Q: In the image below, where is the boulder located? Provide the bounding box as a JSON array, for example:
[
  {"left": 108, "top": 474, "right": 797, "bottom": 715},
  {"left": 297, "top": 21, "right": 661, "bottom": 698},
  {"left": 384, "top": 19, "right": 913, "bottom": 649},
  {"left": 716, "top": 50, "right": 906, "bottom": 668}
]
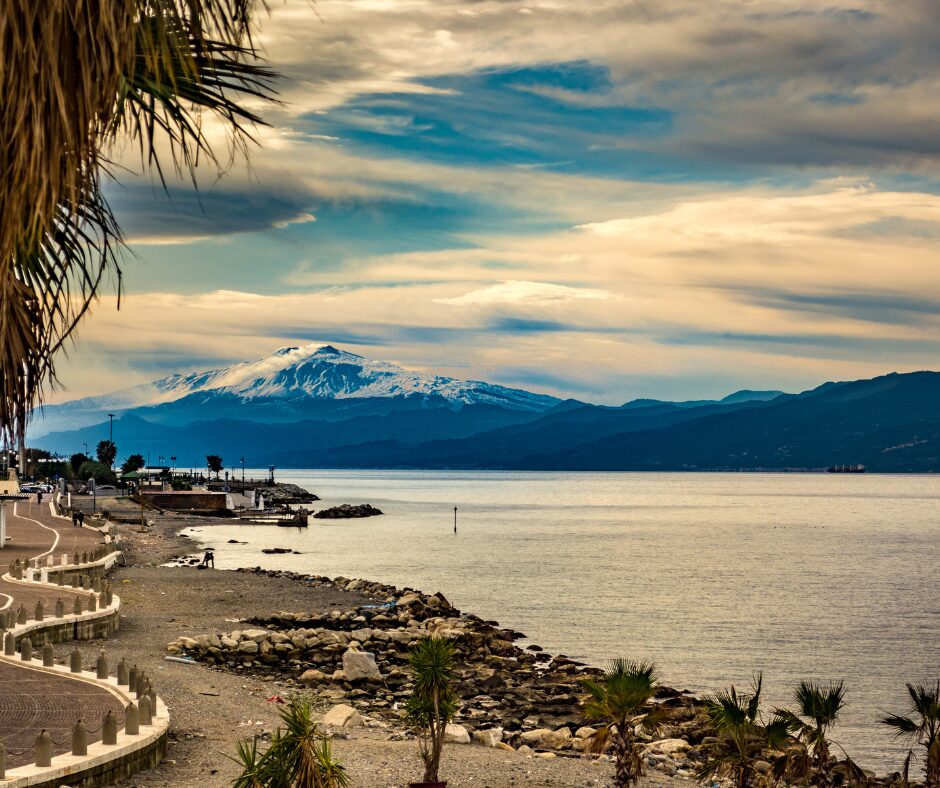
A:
[
  {"left": 654, "top": 738, "right": 691, "bottom": 755},
  {"left": 298, "top": 669, "right": 328, "bottom": 687},
  {"left": 323, "top": 704, "right": 362, "bottom": 728},
  {"left": 473, "top": 728, "right": 504, "bottom": 748},
  {"left": 342, "top": 649, "right": 381, "bottom": 681},
  {"left": 444, "top": 724, "right": 471, "bottom": 745}
]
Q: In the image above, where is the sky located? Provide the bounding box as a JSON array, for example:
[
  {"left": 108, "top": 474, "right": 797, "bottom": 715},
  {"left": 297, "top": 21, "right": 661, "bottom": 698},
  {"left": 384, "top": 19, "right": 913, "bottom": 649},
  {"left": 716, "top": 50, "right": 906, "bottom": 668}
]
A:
[{"left": 53, "top": 0, "right": 940, "bottom": 405}]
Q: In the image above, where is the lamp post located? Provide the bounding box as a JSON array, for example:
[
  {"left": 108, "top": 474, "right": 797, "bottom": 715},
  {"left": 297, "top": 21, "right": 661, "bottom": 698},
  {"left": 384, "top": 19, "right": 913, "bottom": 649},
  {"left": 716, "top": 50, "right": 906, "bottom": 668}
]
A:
[
  {"left": 241, "top": 457, "right": 245, "bottom": 488},
  {"left": 107, "top": 413, "right": 115, "bottom": 444}
]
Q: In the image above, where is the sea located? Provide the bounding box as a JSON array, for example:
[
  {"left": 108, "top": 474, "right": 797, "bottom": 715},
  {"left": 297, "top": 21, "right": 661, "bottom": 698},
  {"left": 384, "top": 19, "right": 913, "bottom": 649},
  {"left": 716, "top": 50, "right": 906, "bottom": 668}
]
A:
[{"left": 182, "top": 470, "right": 940, "bottom": 774}]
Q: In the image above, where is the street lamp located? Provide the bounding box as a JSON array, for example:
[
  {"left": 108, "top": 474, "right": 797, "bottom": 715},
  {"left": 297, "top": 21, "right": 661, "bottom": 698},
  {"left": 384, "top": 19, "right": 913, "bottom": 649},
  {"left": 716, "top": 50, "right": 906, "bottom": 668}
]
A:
[
  {"left": 107, "top": 413, "right": 115, "bottom": 444},
  {"left": 241, "top": 457, "right": 245, "bottom": 488}
]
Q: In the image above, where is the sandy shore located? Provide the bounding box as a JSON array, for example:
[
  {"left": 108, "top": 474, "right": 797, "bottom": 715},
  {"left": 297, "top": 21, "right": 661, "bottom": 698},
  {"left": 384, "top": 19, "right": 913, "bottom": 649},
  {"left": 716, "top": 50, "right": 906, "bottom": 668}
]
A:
[{"left": 65, "top": 499, "right": 676, "bottom": 788}]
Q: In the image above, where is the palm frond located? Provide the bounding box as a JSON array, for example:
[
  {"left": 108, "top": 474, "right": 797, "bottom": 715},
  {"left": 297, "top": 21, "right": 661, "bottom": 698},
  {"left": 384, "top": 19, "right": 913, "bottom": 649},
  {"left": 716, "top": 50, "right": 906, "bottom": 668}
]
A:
[{"left": 0, "top": 0, "right": 277, "bottom": 443}]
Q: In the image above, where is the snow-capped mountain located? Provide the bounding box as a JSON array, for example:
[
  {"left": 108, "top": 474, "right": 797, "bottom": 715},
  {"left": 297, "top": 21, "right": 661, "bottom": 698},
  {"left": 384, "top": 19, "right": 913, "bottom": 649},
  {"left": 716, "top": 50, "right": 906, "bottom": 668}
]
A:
[
  {"left": 145, "top": 344, "right": 556, "bottom": 408},
  {"left": 30, "top": 344, "right": 558, "bottom": 438}
]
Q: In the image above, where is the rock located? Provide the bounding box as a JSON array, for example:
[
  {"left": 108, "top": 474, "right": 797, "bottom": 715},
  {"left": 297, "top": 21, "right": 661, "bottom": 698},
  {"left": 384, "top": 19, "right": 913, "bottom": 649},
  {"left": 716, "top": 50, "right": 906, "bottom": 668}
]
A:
[
  {"left": 576, "top": 727, "right": 597, "bottom": 739},
  {"left": 298, "top": 669, "right": 328, "bottom": 686},
  {"left": 541, "top": 727, "right": 573, "bottom": 749},
  {"left": 342, "top": 649, "right": 381, "bottom": 681},
  {"left": 516, "top": 745, "right": 534, "bottom": 756},
  {"left": 323, "top": 704, "right": 362, "bottom": 728},
  {"left": 495, "top": 742, "right": 515, "bottom": 752},
  {"left": 313, "top": 504, "right": 383, "bottom": 519},
  {"left": 520, "top": 727, "right": 571, "bottom": 750},
  {"left": 520, "top": 729, "right": 553, "bottom": 747},
  {"left": 472, "top": 728, "right": 504, "bottom": 748},
  {"left": 261, "top": 548, "right": 292, "bottom": 554},
  {"left": 654, "top": 738, "right": 692, "bottom": 755},
  {"left": 444, "top": 724, "right": 471, "bottom": 744},
  {"left": 754, "top": 760, "right": 772, "bottom": 775},
  {"left": 237, "top": 641, "right": 259, "bottom": 654}
]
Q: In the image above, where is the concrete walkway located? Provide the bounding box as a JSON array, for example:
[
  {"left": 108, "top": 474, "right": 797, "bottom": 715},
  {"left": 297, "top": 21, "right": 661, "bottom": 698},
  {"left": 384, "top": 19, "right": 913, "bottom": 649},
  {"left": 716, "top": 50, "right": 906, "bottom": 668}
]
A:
[{"left": 0, "top": 501, "right": 125, "bottom": 768}]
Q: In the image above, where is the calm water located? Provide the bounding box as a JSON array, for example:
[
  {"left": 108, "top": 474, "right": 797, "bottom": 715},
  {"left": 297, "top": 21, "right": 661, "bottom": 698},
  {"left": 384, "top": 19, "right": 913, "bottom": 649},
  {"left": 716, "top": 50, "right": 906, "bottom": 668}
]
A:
[{"left": 183, "top": 471, "right": 939, "bottom": 773}]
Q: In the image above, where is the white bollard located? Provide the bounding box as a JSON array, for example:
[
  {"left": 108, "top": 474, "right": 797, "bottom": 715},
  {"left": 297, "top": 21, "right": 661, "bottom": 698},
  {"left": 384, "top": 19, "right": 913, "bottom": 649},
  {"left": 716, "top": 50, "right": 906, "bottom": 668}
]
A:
[
  {"left": 25, "top": 568, "right": 34, "bottom": 582},
  {"left": 61, "top": 554, "right": 68, "bottom": 566},
  {"left": 40, "top": 569, "right": 48, "bottom": 584},
  {"left": 46, "top": 555, "right": 53, "bottom": 567}
]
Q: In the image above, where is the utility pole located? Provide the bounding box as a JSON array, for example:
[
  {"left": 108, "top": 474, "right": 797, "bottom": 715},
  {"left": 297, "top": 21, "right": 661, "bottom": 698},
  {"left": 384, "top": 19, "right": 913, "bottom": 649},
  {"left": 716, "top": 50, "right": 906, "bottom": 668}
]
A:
[
  {"left": 454, "top": 506, "right": 457, "bottom": 534},
  {"left": 107, "top": 413, "right": 115, "bottom": 444},
  {"left": 241, "top": 457, "right": 245, "bottom": 488}
]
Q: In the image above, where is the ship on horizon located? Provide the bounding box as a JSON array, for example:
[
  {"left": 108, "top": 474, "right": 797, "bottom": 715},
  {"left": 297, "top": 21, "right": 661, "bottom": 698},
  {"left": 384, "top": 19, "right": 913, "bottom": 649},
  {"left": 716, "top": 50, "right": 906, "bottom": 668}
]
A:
[{"left": 827, "top": 464, "right": 867, "bottom": 473}]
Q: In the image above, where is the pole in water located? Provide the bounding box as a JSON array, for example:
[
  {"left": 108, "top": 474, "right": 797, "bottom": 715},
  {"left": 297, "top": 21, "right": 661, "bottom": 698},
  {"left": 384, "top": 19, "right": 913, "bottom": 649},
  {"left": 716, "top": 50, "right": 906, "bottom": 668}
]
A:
[{"left": 453, "top": 506, "right": 457, "bottom": 534}]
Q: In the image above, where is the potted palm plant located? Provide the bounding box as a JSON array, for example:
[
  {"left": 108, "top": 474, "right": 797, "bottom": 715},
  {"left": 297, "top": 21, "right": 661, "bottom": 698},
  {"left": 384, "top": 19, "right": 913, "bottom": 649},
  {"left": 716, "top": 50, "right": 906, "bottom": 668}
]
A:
[{"left": 406, "top": 637, "right": 458, "bottom": 788}]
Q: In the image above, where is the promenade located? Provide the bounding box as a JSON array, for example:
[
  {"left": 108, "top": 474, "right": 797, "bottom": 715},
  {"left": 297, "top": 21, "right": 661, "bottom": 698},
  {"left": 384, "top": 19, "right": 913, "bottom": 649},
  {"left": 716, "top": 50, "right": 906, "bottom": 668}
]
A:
[{"left": 0, "top": 494, "right": 168, "bottom": 783}]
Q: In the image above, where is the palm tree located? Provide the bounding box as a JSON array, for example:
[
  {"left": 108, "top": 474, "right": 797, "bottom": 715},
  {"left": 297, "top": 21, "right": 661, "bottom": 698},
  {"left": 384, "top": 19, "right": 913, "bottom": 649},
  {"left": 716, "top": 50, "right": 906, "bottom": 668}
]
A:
[
  {"left": 774, "top": 680, "right": 863, "bottom": 788},
  {"left": 230, "top": 698, "right": 348, "bottom": 788},
  {"left": 881, "top": 682, "right": 940, "bottom": 788},
  {"left": 0, "top": 1, "right": 276, "bottom": 447},
  {"left": 581, "top": 659, "right": 669, "bottom": 787},
  {"left": 696, "top": 673, "right": 790, "bottom": 788},
  {"left": 406, "top": 637, "right": 458, "bottom": 785}
]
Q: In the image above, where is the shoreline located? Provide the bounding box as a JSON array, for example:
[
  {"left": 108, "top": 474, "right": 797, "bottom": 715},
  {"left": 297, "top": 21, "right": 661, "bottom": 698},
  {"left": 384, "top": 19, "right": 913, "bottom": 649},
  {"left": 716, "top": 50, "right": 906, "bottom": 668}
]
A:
[
  {"left": 91, "top": 496, "right": 672, "bottom": 787},
  {"left": 89, "top": 492, "right": 914, "bottom": 786}
]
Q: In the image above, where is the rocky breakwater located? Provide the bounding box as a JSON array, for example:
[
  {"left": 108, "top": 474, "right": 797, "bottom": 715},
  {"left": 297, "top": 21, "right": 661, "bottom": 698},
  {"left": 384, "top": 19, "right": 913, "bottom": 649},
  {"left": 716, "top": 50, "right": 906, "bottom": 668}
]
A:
[
  {"left": 313, "top": 504, "right": 383, "bottom": 519},
  {"left": 167, "top": 570, "right": 714, "bottom": 773},
  {"left": 259, "top": 483, "right": 319, "bottom": 506}
]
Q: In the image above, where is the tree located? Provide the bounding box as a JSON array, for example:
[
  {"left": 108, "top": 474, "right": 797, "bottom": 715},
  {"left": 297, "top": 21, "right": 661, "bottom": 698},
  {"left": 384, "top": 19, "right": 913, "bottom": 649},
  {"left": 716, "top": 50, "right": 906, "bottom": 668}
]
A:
[
  {"left": 882, "top": 682, "right": 940, "bottom": 788},
  {"left": 206, "top": 455, "right": 224, "bottom": 479},
  {"left": 696, "top": 673, "right": 790, "bottom": 788},
  {"left": 78, "top": 461, "right": 116, "bottom": 485},
  {"left": 406, "top": 637, "right": 458, "bottom": 785},
  {"left": 581, "top": 659, "right": 669, "bottom": 787},
  {"left": 231, "top": 697, "right": 347, "bottom": 788},
  {"left": 0, "top": 2, "right": 277, "bottom": 447},
  {"left": 774, "top": 680, "right": 864, "bottom": 787},
  {"left": 69, "top": 452, "right": 90, "bottom": 473},
  {"left": 96, "top": 440, "right": 117, "bottom": 467},
  {"left": 121, "top": 453, "right": 146, "bottom": 475}
]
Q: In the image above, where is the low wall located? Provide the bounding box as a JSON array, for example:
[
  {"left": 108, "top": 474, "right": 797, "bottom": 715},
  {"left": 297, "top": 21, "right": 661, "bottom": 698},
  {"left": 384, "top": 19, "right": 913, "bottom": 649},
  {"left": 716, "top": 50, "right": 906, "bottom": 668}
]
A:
[
  {"left": 141, "top": 492, "right": 228, "bottom": 512},
  {"left": 12, "top": 604, "right": 120, "bottom": 644}
]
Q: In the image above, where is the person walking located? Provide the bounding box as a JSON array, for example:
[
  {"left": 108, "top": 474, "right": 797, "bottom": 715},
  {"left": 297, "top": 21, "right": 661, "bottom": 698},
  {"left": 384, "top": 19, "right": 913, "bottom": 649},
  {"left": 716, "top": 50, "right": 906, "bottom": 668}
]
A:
[
  {"left": 200, "top": 549, "right": 215, "bottom": 569},
  {"left": 77, "top": 511, "right": 85, "bottom": 527}
]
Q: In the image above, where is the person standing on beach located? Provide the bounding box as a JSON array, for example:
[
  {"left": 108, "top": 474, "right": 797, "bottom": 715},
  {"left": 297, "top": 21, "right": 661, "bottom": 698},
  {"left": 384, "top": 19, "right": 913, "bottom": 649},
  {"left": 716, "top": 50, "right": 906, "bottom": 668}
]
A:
[
  {"left": 78, "top": 511, "right": 85, "bottom": 527},
  {"left": 201, "top": 549, "right": 215, "bottom": 569}
]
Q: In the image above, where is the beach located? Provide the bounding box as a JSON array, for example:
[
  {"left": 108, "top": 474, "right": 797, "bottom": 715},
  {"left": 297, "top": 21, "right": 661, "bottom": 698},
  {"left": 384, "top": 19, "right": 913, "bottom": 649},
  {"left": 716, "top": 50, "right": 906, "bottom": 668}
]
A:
[{"left": 77, "top": 500, "right": 674, "bottom": 787}]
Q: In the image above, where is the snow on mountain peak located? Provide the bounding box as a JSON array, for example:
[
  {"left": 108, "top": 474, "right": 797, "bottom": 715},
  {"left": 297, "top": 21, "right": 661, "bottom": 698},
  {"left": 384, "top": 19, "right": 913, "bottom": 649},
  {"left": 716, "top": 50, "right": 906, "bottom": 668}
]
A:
[{"left": 140, "top": 343, "right": 557, "bottom": 411}]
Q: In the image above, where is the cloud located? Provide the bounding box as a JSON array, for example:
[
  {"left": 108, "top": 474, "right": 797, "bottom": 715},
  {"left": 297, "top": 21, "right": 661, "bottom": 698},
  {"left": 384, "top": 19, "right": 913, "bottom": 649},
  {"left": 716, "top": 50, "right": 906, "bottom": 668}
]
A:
[
  {"left": 49, "top": 1, "right": 940, "bottom": 405},
  {"left": 436, "top": 281, "right": 610, "bottom": 306}
]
